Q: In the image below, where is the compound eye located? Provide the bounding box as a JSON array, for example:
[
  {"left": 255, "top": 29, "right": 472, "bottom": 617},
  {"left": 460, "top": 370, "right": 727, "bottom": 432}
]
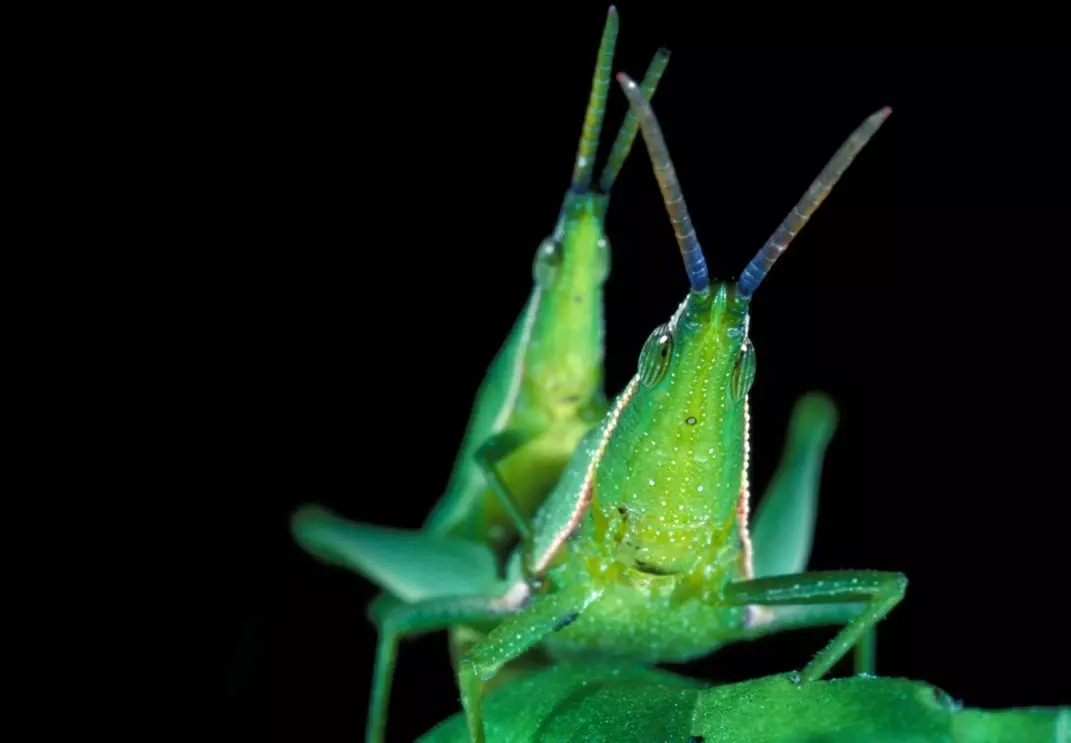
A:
[
  {"left": 638, "top": 323, "right": 674, "bottom": 387},
  {"left": 594, "top": 236, "right": 610, "bottom": 282},
  {"left": 532, "top": 238, "right": 562, "bottom": 285},
  {"left": 730, "top": 340, "right": 756, "bottom": 402}
]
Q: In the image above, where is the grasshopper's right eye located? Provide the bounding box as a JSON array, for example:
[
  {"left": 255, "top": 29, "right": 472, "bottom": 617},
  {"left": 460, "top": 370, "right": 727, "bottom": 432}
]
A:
[
  {"left": 638, "top": 323, "right": 673, "bottom": 387},
  {"left": 730, "top": 340, "right": 757, "bottom": 402},
  {"left": 594, "top": 236, "right": 610, "bottom": 282},
  {"left": 533, "top": 238, "right": 562, "bottom": 285}
]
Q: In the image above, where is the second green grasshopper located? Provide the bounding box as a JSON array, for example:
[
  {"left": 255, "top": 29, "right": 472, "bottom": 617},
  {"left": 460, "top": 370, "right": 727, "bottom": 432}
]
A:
[{"left": 290, "top": 8, "right": 671, "bottom": 741}]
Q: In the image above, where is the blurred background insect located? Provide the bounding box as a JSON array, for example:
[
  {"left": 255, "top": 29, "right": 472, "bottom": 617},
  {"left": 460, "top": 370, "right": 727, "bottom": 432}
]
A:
[{"left": 287, "top": 8, "right": 673, "bottom": 741}]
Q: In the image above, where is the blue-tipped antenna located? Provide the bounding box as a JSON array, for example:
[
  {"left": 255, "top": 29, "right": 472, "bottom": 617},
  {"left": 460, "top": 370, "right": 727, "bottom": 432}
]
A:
[
  {"left": 616, "top": 72, "right": 709, "bottom": 293},
  {"left": 737, "top": 107, "right": 892, "bottom": 300}
]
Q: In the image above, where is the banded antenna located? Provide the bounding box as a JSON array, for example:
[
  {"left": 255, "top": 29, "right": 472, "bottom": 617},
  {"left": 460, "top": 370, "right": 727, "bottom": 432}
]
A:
[
  {"left": 737, "top": 107, "right": 891, "bottom": 299},
  {"left": 616, "top": 71, "right": 710, "bottom": 293},
  {"left": 571, "top": 6, "right": 619, "bottom": 191},
  {"left": 598, "top": 47, "right": 671, "bottom": 193}
]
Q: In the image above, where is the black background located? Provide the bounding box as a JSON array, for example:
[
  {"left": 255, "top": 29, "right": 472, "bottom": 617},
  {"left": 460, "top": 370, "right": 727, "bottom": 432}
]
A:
[{"left": 73, "top": 7, "right": 1069, "bottom": 741}]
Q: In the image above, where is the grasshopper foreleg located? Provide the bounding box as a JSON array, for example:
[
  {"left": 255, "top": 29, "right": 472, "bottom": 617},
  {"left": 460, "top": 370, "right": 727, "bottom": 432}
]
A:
[
  {"left": 458, "top": 585, "right": 599, "bottom": 743},
  {"left": 365, "top": 593, "right": 512, "bottom": 743},
  {"left": 724, "top": 569, "right": 907, "bottom": 682},
  {"left": 474, "top": 429, "right": 539, "bottom": 547}
]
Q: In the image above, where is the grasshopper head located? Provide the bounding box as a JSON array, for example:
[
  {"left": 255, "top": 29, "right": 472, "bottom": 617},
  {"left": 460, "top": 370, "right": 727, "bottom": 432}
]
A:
[
  {"left": 602, "top": 74, "right": 890, "bottom": 578},
  {"left": 522, "top": 10, "right": 671, "bottom": 422},
  {"left": 608, "top": 282, "right": 753, "bottom": 577},
  {"left": 526, "top": 191, "right": 610, "bottom": 420}
]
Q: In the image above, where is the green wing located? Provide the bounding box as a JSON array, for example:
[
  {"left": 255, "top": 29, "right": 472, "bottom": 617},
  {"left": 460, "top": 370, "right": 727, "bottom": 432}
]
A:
[
  {"left": 290, "top": 504, "right": 499, "bottom": 604},
  {"left": 421, "top": 295, "right": 536, "bottom": 540}
]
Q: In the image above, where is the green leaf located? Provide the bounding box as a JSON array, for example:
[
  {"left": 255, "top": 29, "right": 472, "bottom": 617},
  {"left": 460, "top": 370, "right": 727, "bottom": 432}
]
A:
[{"left": 417, "top": 664, "right": 1069, "bottom": 743}]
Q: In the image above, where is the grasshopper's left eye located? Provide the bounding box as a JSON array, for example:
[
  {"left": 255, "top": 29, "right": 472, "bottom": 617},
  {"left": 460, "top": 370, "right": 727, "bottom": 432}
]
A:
[
  {"left": 638, "top": 323, "right": 674, "bottom": 387},
  {"left": 533, "top": 238, "right": 562, "bottom": 285},
  {"left": 730, "top": 340, "right": 756, "bottom": 402}
]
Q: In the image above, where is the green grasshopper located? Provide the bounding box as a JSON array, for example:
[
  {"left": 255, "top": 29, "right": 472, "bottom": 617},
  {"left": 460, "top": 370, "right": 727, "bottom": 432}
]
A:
[
  {"left": 370, "top": 73, "right": 899, "bottom": 742},
  {"left": 289, "top": 8, "right": 672, "bottom": 741},
  {"left": 416, "top": 10, "right": 671, "bottom": 557}
]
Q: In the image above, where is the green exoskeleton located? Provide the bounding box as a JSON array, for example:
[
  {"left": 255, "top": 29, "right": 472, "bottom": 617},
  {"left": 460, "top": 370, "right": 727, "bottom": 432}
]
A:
[
  {"left": 376, "top": 75, "right": 899, "bottom": 743},
  {"left": 287, "top": 8, "right": 672, "bottom": 742}
]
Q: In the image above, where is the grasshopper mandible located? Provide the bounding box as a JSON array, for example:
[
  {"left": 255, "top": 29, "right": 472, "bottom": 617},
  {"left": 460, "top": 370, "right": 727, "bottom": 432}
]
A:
[
  {"left": 376, "top": 73, "right": 899, "bottom": 743},
  {"left": 288, "top": 8, "right": 672, "bottom": 742}
]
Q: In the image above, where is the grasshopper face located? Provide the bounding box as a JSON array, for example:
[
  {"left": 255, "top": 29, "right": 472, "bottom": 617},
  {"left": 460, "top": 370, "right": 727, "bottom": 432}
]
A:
[
  {"left": 601, "top": 283, "right": 755, "bottom": 577},
  {"left": 504, "top": 21, "right": 671, "bottom": 428},
  {"left": 601, "top": 71, "right": 889, "bottom": 580},
  {"left": 525, "top": 190, "right": 611, "bottom": 423}
]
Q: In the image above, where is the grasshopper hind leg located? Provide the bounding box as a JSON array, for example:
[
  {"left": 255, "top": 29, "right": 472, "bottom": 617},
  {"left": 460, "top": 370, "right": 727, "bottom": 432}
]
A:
[
  {"left": 750, "top": 392, "right": 838, "bottom": 581},
  {"left": 745, "top": 392, "right": 879, "bottom": 675}
]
